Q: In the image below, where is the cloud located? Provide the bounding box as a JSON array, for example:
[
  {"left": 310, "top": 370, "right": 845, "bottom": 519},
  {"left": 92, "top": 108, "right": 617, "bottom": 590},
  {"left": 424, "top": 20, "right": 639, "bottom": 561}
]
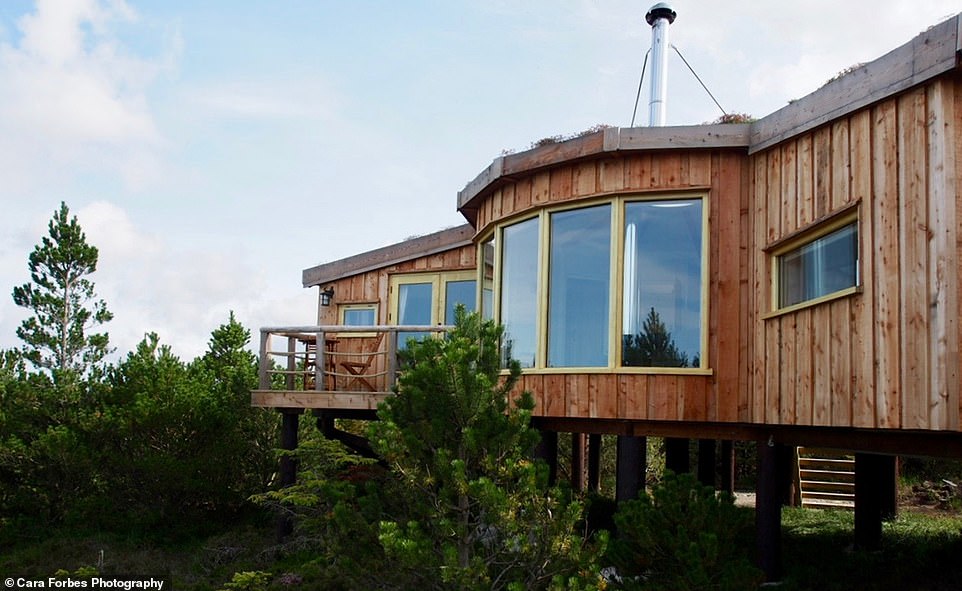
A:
[
  {"left": 0, "top": 0, "right": 170, "bottom": 192},
  {"left": 185, "top": 79, "right": 340, "bottom": 121},
  {"left": 70, "top": 201, "right": 314, "bottom": 360}
]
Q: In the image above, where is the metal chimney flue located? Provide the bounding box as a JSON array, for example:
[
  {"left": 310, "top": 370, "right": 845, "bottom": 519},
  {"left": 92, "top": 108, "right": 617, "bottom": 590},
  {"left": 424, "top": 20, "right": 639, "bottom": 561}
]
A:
[{"left": 646, "top": 2, "right": 676, "bottom": 127}]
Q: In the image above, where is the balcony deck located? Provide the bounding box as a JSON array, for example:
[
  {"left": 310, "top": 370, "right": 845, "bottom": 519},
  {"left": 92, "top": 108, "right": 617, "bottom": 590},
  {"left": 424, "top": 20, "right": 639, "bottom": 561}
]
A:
[{"left": 252, "top": 325, "right": 450, "bottom": 410}]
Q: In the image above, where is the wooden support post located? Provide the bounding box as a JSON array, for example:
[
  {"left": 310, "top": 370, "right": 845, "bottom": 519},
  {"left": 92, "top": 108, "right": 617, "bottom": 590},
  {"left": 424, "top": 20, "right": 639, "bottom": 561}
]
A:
[
  {"left": 697, "top": 439, "right": 716, "bottom": 487},
  {"left": 777, "top": 444, "right": 797, "bottom": 506},
  {"left": 387, "top": 331, "right": 399, "bottom": 391},
  {"left": 286, "top": 336, "right": 296, "bottom": 390},
  {"left": 854, "top": 453, "right": 886, "bottom": 550},
  {"left": 720, "top": 440, "right": 736, "bottom": 495},
  {"left": 665, "top": 437, "right": 690, "bottom": 474},
  {"left": 571, "top": 433, "right": 586, "bottom": 492},
  {"left": 880, "top": 456, "right": 899, "bottom": 521},
  {"left": 616, "top": 435, "right": 647, "bottom": 503},
  {"left": 278, "top": 409, "right": 302, "bottom": 540},
  {"left": 315, "top": 330, "right": 326, "bottom": 391},
  {"left": 258, "top": 329, "right": 270, "bottom": 390},
  {"left": 756, "top": 439, "right": 783, "bottom": 583},
  {"left": 534, "top": 429, "right": 559, "bottom": 486}
]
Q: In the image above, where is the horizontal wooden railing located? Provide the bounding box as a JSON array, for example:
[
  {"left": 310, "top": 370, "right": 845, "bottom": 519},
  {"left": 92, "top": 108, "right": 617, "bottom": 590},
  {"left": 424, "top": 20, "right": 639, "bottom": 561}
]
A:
[{"left": 257, "top": 325, "right": 452, "bottom": 397}]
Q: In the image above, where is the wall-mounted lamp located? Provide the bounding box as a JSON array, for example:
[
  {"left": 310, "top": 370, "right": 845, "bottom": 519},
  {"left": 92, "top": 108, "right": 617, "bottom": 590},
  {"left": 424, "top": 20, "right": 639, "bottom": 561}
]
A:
[{"left": 320, "top": 286, "right": 335, "bottom": 307}]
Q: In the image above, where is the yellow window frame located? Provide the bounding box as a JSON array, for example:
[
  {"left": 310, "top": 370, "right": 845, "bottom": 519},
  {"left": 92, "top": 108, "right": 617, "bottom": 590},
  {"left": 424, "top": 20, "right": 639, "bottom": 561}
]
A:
[
  {"left": 486, "top": 192, "right": 711, "bottom": 375},
  {"left": 388, "top": 270, "right": 479, "bottom": 326},
  {"left": 766, "top": 204, "right": 860, "bottom": 318}
]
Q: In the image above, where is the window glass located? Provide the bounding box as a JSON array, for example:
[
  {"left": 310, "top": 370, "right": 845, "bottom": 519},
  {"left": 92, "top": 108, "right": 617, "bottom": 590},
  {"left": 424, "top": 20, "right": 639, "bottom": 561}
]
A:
[
  {"left": 444, "top": 280, "right": 476, "bottom": 324},
  {"left": 500, "top": 217, "right": 539, "bottom": 368},
  {"left": 481, "top": 239, "right": 495, "bottom": 320},
  {"left": 398, "top": 282, "right": 433, "bottom": 346},
  {"left": 622, "top": 199, "right": 703, "bottom": 368},
  {"left": 342, "top": 306, "right": 375, "bottom": 326},
  {"left": 547, "top": 205, "right": 611, "bottom": 367},
  {"left": 778, "top": 222, "right": 857, "bottom": 308}
]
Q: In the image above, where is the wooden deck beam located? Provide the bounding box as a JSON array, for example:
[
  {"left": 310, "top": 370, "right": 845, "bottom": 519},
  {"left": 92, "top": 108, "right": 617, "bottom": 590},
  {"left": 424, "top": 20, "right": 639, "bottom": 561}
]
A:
[{"left": 252, "top": 390, "right": 390, "bottom": 410}]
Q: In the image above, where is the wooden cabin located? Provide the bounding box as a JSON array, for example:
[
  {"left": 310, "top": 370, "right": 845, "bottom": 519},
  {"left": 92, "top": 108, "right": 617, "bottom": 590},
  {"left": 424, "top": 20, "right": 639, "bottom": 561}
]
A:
[
  {"left": 256, "top": 13, "right": 961, "bottom": 448},
  {"left": 255, "top": 13, "right": 962, "bottom": 576}
]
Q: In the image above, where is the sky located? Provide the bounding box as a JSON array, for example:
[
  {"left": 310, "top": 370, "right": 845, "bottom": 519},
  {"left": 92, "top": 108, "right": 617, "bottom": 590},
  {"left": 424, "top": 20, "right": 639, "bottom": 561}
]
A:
[{"left": 0, "top": 0, "right": 958, "bottom": 362}]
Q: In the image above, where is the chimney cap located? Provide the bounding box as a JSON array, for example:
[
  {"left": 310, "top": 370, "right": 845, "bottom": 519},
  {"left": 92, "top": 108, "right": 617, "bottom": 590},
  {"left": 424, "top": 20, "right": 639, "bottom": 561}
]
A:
[{"left": 646, "top": 2, "right": 677, "bottom": 25}]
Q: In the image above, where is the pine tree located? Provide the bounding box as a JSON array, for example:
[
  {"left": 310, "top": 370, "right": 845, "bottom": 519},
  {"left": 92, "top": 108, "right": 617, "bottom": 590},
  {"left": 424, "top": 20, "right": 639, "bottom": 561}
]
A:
[
  {"left": 370, "top": 307, "right": 603, "bottom": 589},
  {"left": 12, "top": 202, "right": 113, "bottom": 379}
]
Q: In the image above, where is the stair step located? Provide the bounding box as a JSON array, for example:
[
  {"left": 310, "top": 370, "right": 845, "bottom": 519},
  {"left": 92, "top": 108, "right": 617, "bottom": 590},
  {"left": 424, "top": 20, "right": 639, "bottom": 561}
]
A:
[
  {"left": 798, "top": 458, "right": 855, "bottom": 466},
  {"left": 801, "top": 490, "right": 856, "bottom": 499},
  {"left": 800, "top": 468, "right": 855, "bottom": 480},
  {"left": 799, "top": 479, "right": 855, "bottom": 492},
  {"left": 798, "top": 447, "right": 855, "bottom": 459},
  {"left": 802, "top": 499, "right": 855, "bottom": 509}
]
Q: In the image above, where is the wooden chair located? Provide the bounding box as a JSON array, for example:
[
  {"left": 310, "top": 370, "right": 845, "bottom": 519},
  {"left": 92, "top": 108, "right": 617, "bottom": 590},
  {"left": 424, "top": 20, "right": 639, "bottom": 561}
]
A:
[{"left": 339, "top": 332, "right": 385, "bottom": 392}]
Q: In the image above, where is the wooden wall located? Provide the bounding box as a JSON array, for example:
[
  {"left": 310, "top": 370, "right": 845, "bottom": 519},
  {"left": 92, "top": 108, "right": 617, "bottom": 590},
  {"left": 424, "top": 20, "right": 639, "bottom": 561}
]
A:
[
  {"left": 476, "top": 149, "right": 751, "bottom": 424},
  {"left": 749, "top": 76, "right": 961, "bottom": 431},
  {"left": 315, "top": 243, "right": 478, "bottom": 325}
]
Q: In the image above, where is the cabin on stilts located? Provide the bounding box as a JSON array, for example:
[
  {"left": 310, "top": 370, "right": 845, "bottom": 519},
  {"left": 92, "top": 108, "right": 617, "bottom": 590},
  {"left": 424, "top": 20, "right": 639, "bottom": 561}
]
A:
[{"left": 254, "top": 10, "right": 962, "bottom": 580}]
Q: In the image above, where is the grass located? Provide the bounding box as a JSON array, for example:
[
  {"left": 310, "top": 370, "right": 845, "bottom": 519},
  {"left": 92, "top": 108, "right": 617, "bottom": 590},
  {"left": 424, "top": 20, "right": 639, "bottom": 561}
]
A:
[
  {"left": 0, "top": 520, "right": 283, "bottom": 591},
  {"left": 3, "top": 505, "right": 962, "bottom": 590},
  {"left": 779, "top": 507, "right": 962, "bottom": 591}
]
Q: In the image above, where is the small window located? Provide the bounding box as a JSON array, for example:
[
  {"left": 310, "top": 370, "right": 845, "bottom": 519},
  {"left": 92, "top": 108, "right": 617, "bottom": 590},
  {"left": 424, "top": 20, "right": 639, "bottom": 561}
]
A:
[
  {"left": 339, "top": 304, "right": 378, "bottom": 336},
  {"left": 776, "top": 221, "right": 858, "bottom": 309}
]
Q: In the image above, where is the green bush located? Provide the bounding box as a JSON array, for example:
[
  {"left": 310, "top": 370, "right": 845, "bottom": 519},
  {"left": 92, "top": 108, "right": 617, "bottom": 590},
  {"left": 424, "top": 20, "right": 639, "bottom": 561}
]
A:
[{"left": 607, "top": 471, "right": 761, "bottom": 591}]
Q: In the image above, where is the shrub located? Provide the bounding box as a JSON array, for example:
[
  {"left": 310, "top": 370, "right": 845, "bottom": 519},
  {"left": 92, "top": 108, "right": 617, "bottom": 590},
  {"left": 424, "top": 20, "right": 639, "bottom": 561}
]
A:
[{"left": 607, "top": 471, "right": 761, "bottom": 591}]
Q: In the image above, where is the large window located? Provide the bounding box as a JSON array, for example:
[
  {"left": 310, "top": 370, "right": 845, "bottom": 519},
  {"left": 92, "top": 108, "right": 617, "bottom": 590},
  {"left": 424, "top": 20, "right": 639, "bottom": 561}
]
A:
[
  {"left": 547, "top": 205, "right": 611, "bottom": 367},
  {"left": 622, "top": 199, "right": 703, "bottom": 368},
  {"left": 490, "top": 194, "right": 707, "bottom": 372},
  {"left": 500, "top": 217, "right": 539, "bottom": 368},
  {"left": 390, "top": 271, "right": 479, "bottom": 346},
  {"left": 776, "top": 220, "right": 858, "bottom": 309}
]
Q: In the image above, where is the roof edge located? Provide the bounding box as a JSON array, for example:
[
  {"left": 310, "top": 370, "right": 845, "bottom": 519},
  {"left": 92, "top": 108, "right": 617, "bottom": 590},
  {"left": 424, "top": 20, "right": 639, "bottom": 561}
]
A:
[
  {"left": 749, "top": 13, "right": 961, "bottom": 154},
  {"left": 302, "top": 224, "right": 475, "bottom": 288},
  {"left": 456, "top": 123, "right": 751, "bottom": 218}
]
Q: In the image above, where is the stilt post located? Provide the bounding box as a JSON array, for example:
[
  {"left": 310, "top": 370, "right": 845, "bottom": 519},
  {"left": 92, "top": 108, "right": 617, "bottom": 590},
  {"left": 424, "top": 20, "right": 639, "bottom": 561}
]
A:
[
  {"left": 756, "top": 438, "right": 783, "bottom": 582},
  {"left": 665, "top": 437, "right": 690, "bottom": 474},
  {"left": 616, "top": 435, "right": 647, "bottom": 502}
]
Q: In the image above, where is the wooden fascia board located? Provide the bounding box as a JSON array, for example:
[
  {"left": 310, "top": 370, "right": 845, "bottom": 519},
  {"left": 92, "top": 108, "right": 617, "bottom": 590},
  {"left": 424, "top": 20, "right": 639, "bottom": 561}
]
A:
[
  {"left": 455, "top": 124, "right": 751, "bottom": 217},
  {"left": 749, "top": 13, "right": 961, "bottom": 154},
  {"left": 302, "top": 224, "right": 475, "bottom": 288}
]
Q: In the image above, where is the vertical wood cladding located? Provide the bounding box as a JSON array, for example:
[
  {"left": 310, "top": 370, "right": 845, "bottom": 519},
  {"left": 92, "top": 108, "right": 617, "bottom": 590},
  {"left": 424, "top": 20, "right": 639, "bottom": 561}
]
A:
[{"left": 750, "top": 77, "right": 961, "bottom": 431}]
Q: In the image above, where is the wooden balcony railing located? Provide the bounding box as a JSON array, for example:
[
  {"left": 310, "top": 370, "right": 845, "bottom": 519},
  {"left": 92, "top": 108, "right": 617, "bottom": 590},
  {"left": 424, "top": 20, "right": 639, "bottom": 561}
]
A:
[{"left": 252, "top": 325, "right": 451, "bottom": 410}]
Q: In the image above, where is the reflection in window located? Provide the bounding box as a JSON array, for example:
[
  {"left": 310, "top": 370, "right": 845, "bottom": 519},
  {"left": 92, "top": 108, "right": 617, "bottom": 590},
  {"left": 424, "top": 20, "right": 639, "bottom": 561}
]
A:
[
  {"left": 778, "top": 222, "right": 858, "bottom": 308},
  {"left": 547, "top": 205, "right": 611, "bottom": 367},
  {"left": 444, "top": 280, "right": 476, "bottom": 324},
  {"left": 500, "top": 218, "right": 539, "bottom": 368},
  {"left": 398, "top": 282, "right": 432, "bottom": 346},
  {"left": 622, "top": 199, "right": 703, "bottom": 367}
]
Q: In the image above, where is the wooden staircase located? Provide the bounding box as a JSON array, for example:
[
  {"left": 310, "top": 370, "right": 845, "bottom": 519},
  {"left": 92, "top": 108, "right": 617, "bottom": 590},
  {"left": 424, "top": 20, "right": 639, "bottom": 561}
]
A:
[{"left": 797, "top": 447, "right": 855, "bottom": 509}]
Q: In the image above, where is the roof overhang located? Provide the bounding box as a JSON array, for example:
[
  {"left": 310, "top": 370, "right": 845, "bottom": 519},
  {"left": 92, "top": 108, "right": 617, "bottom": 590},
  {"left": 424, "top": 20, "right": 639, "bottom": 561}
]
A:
[
  {"left": 457, "top": 124, "right": 752, "bottom": 225},
  {"left": 302, "top": 224, "right": 475, "bottom": 288}
]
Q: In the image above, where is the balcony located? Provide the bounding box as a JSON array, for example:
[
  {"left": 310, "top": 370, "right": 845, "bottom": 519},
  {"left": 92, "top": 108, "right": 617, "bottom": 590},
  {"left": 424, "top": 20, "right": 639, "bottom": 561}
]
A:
[{"left": 252, "top": 325, "right": 450, "bottom": 410}]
